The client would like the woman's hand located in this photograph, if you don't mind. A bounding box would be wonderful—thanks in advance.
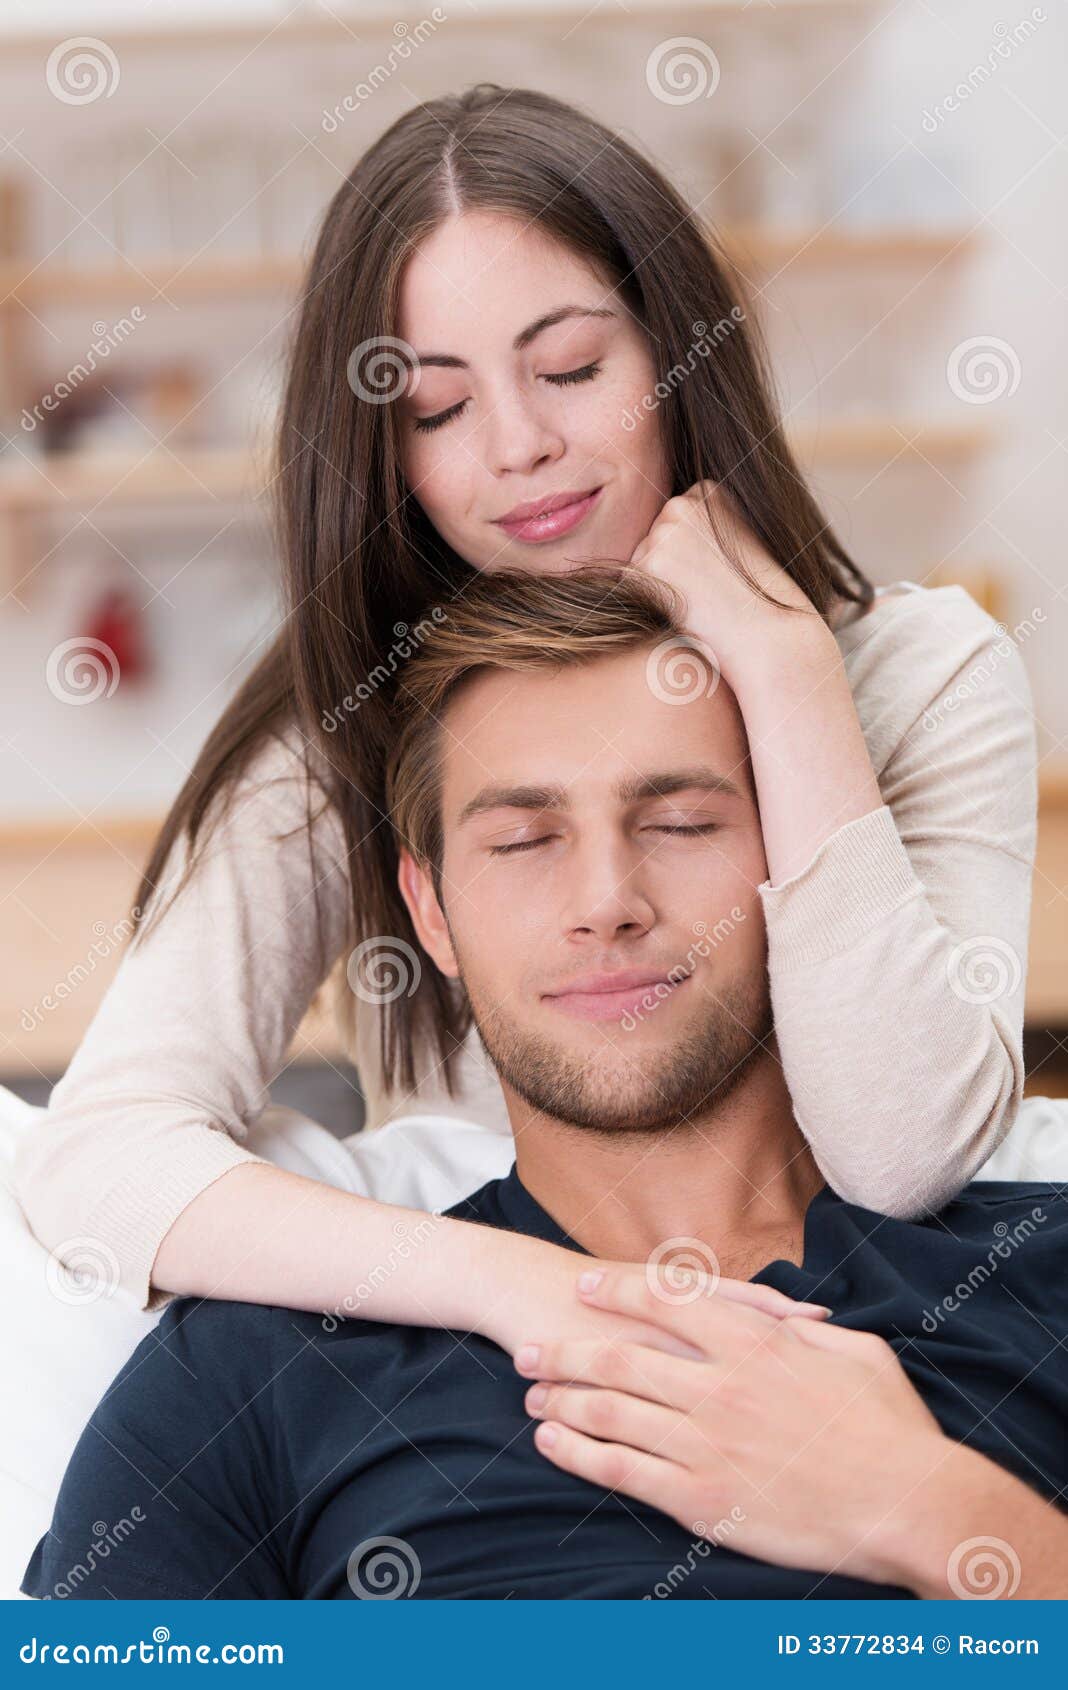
[475,1233,830,1362]
[630,479,882,885]
[516,1264,950,1590]
[627,481,826,688]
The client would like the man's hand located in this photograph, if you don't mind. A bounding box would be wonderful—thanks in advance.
[516,1264,960,1590]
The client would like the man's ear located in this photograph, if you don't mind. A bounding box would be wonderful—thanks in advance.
[397,847,459,979]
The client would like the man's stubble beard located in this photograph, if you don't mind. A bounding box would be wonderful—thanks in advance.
[454,951,775,1137]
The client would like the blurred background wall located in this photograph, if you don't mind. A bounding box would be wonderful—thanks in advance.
[1,0,1065,1118]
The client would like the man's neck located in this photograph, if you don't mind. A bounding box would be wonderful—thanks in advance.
[509,1058,824,1276]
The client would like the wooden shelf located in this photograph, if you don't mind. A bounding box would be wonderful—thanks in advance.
[721,224,976,268]
[0,446,265,512]
[0,422,989,515]
[3,764,1067,1075]
[790,419,990,463]
[0,253,305,306]
[0,225,979,309]
[0,0,887,57]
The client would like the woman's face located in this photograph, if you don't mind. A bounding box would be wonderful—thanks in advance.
[395,211,673,575]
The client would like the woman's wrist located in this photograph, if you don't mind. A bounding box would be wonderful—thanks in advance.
[424,1214,566,1347]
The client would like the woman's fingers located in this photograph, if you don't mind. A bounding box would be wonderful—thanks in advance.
[515,1336,706,1411]
[532,1420,694,1523]
[525,1381,695,1466]
[576,1263,830,1343]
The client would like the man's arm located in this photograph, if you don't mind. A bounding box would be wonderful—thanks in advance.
[21,1298,291,1600]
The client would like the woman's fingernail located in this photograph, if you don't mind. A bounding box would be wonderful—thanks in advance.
[577,1270,604,1295]
[537,1422,559,1449]
[527,1384,548,1412]
[516,1344,541,1372]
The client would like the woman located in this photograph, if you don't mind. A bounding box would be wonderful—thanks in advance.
[14,85,1037,1351]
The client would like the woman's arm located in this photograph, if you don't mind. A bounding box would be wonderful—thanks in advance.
[630,488,1037,1217]
[12,724,354,1311]
[14,721,819,1348]
[737,598,1036,1217]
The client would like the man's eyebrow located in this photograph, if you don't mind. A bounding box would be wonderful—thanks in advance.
[456,767,746,827]
[410,305,619,370]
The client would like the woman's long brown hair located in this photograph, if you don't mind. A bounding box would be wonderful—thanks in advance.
[128,82,874,1101]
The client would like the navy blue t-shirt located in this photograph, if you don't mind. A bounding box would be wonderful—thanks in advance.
[21,1169,1068,1600]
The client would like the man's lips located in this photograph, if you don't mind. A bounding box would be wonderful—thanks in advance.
[543,967,691,1023]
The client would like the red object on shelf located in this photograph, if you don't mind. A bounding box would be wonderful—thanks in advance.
[82,587,152,686]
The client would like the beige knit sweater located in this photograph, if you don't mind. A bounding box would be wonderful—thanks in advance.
[13,581,1038,1309]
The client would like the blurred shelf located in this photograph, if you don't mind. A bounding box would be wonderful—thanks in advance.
[3,764,1067,1075]
[721,224,976,268]
[0,0,887,54]
[0,253,305,305]
[0,422,989,515]
[0,447,264,512]
[0,225,979,307]
[8,762,1066,851]
[790,420,990,462]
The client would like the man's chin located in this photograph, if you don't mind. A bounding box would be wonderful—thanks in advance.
[499,1046,750,1137]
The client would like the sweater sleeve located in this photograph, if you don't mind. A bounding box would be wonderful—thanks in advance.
[12,725,355,1312]
[760,600,1038,1219]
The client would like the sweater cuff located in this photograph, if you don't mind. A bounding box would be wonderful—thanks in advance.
[83,1126,272,1314]
[758,804,923,971]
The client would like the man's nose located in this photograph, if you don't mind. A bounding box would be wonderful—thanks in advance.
[560,839,656,940]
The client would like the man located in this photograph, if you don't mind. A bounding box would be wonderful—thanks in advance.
[22,569,1068,1600]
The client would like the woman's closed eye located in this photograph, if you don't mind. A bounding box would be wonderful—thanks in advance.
[488,821,722,857]
[413,362,602,435]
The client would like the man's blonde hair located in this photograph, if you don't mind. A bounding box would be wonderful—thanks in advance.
[385,565,690,898]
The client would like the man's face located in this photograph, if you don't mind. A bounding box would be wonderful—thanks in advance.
[401,644,774,1135]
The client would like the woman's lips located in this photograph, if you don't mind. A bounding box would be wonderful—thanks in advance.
[495,486,603,543]
[545,971,690,1023]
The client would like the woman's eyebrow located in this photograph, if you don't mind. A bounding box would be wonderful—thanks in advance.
[411,305,618,370]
